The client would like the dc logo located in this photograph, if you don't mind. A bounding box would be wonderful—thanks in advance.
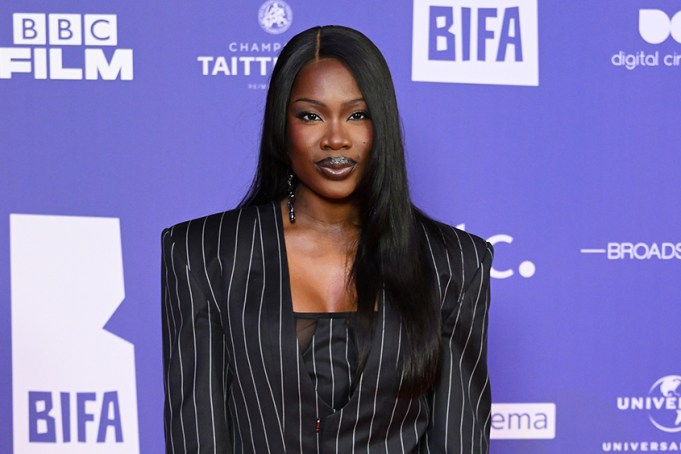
[258,0,293,35]
[639,9,681,44]
[648,376,681,433]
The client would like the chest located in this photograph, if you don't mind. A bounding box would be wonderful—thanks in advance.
[284,231,357,313]
[205,204,431,451]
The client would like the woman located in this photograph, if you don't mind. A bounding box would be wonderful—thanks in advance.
[162,25,493,453]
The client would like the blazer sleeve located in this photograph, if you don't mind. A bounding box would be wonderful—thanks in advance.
[423,239,493,453]
[161,227,232,453]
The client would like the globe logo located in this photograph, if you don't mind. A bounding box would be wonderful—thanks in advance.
[648,375,681,433]
[258,1,293,35]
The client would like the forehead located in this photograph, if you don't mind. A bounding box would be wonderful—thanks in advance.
[289,58,363,100]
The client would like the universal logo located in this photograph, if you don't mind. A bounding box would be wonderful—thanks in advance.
[617,376,681,433]
[611,9,681,70]
[411,0,539,86]
[602,376,681,452]
[457,224,536,279]
[580,242,681,260]
[0,13,133,80]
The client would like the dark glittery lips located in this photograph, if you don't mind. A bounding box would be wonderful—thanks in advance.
[316,157,357,168]
[315,156,357,179]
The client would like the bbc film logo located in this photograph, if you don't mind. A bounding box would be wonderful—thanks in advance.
[0,13,133,80]
[411,0,539,86]
[611,9,681,70]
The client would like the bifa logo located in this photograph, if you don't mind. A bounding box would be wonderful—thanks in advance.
[28,391,123,443]
[0,13,133,80]
[412,0,539,86]
[639,10,681,44]
[10,214,139,452]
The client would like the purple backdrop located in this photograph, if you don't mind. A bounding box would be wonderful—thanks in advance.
[2,0,680,452]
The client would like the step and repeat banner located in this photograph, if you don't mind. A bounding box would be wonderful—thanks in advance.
[1,0,679,452]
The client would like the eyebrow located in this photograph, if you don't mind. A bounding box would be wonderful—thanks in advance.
[291,97,366,107]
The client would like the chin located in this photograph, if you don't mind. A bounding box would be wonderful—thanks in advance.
[320,191,356,203]
[321,182,362,200]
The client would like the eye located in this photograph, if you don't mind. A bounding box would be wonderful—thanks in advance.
[348,111,370,121]
[295,111,322,122]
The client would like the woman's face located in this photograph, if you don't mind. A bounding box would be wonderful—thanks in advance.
[287,58,373,203]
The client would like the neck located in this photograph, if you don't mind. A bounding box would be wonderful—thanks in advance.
[288,186,360,232]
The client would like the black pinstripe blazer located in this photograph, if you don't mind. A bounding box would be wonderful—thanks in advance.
[162,202,493,453]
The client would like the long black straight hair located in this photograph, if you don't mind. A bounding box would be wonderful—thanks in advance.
[240,25,441,396]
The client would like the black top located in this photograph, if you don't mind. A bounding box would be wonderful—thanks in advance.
[162,202,494,453]
[294,312,357,413]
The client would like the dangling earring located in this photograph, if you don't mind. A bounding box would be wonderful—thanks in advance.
[287,171,296,224]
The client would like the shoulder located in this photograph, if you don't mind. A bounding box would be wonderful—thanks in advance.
[161,202,281,293]
[424,220,492,265]
[161,202,281,264]
[419,218,493,294]
[163,203,277,247]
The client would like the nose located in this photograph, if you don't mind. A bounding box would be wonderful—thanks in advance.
[321,120,351,151]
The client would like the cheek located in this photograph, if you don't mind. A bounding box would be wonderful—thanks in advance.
[287,123,311,155]
[286,127,312,176]
[359,127,373,154]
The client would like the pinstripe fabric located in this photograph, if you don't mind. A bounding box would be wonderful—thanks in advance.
[162,202,493,453]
